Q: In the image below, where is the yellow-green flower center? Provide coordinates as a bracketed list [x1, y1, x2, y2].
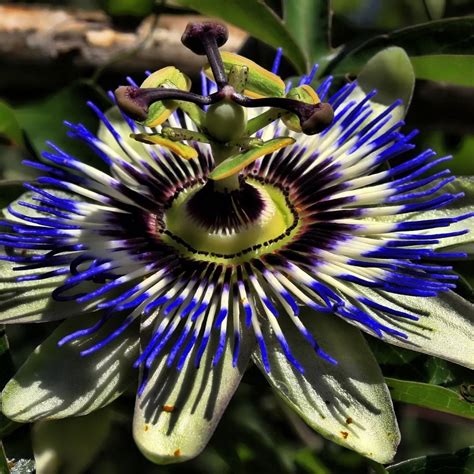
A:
[162, 179, 300, 264]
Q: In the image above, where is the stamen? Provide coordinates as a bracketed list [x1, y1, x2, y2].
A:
[114, 86, 214, 122]
[232, 94, 334, 135]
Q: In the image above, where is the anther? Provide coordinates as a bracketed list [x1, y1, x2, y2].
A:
[301, 102, 335, 135]
[181, 22, 229, 89]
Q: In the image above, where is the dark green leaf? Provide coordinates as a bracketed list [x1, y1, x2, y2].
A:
[0, 181, 27, 210]
[294, 448, 331, 474]
[388, 446, 474, 474]
[333, 0, 445, 29]
[453, 261, 474, 303]
[324, 18, 474, 75]
[0, 101, 23, 146]
[386, 378, 474, 420]
[424, 358, 457, 386]
[369, 338, 418, 366]
[283, 0, 331, 65]
[104, 0, 155, 16]
[410, 55, 474, 86]
[0, 326, 14, 388]
[173, 0, 308, 73]
[15, 81, 110, 169]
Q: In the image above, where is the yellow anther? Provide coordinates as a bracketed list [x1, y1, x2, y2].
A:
[140, 67, 191, 127]
[204, 52, 285, 98]
[210, 137, 295, 180]
[131, 133, 198, 160]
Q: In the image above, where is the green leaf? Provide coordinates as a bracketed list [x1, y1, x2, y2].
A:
[369, 339, 418, 366]
[453, 261, 474, 303]
[386, 378, 474, 420]
[410, 55, 474, 87]
[283, 0, 331, 65]
[294, 448, 331, 474]
[15, 81, 109, 169]
[419, 133, 474, 177]
[388, 446, 474, 474]
[324, 17, 474, 75]
[424, 358, 457, 386]
[333, 0, 445, 30]
[0, 101, 23, 146]
[0, 181, 26, 209]
[173, 0, 308, 73]
[104, 0, 155, 16]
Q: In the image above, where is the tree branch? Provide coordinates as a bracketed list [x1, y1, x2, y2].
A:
[0, 5, 246, 93]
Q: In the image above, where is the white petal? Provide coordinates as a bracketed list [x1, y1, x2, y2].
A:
[351, 288, 474, 369]
[253, 309, 400, 463]
[371, 177, 474, 255]
[356, 46, 414, 120]
[2, 314, 138, 421]
[133, 328, 254, 464]
[0, 261, 105, 323]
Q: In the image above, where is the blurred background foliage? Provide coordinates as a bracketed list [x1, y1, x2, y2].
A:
[0, 0, 473, 473]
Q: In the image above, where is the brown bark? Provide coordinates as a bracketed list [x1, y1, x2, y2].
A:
[0, 5, 247, 93]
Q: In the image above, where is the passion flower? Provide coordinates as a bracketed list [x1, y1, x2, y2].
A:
[1, 21, 473, 466]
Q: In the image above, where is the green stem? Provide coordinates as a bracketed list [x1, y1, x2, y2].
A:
[0, 441, 9, 474]
[211, 143, 241, 191]
[368, 460, 389, 474]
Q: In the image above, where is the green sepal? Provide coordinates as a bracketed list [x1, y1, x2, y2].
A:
[209, 137, 295, 181]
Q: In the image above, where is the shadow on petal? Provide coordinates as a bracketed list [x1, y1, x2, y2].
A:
[133, 321, 255, 464]
[2, 313, 139, 422]
[253, 308, 400, 464]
